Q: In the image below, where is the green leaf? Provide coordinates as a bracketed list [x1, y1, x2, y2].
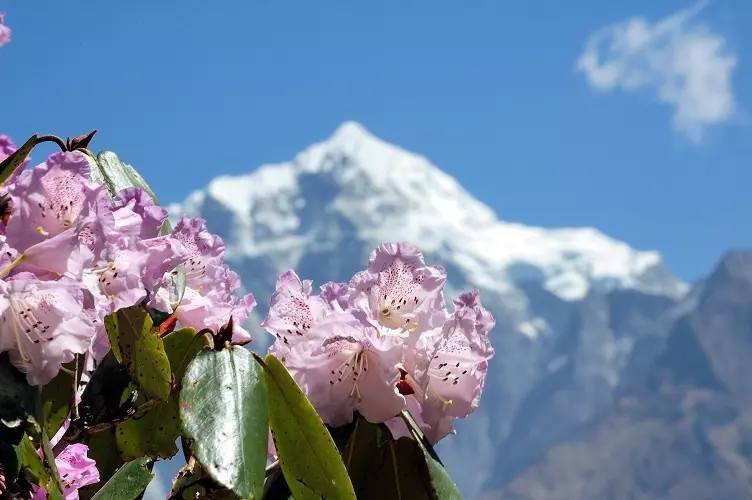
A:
[16, 433, 64, 500]
[0, 352, 36, 430]
[180, 346, 268, 500]
[328, 416, 431, 500]
[0, 133, 38, 186]
[105, 306, 171, 401]
[421, 449, 462, 500]
[115, 328, 209, 460]
[41, 362, 75, 437]
[90, 456, 155, 500]
[400, 411, 463, 499]
[78, 430, 127, 500]
[259, 353, 356, 500]
[165, 328, 211, 383]
[95, 151, 160, 203]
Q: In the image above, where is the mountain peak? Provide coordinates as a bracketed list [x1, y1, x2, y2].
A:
[329, 121, 375, 144]
[170, 123, 688, 303]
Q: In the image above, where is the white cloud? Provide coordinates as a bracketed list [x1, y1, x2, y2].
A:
[576, 2, 737, 142]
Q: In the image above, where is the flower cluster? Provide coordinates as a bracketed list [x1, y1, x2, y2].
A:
[261, 242, 495, 443]
[0, 131, 495, 498]
[0, 143, 255, 497]
[0, 148, 254, 387]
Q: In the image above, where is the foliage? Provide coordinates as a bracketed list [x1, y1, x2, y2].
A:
[0, 130, 493, 499]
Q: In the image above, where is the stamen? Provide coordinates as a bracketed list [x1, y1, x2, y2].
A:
[0, 253, 25, 279]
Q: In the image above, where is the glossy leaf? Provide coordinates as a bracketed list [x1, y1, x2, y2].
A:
[180, 346, 268, 500]
[90, 456, 154, 500]
[260, 353, 356, 500]
[105, 306, 171, 401]
[95, 151, 160, 203]
[0, 133, 38, 185]
[115, 328, 209, 460]
[0, 352, 36, 429]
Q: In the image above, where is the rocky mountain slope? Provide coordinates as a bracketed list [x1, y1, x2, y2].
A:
[167, 122, 692, 498]
[493, 251, 752, 500]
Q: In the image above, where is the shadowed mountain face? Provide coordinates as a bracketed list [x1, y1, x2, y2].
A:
[168, 122, 700, 498]
[490, 251, 752, 500]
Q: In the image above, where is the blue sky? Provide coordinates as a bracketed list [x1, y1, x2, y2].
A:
[1, 0, 751, 282]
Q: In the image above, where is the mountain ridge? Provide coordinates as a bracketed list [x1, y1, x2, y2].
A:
[165, 121, 693, 497]
[168, 121, 687, 304]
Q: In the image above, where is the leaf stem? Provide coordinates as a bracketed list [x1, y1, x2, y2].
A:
[36, 135, 68, 152]
[36, 388, 65, 495]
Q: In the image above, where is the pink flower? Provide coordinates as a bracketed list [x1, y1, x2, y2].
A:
[170, 216, 225, 291]
[261, 270, 329, 350]
[0, 14, 10, 48]
[414, 290, 495, 443]
[319, 281, 351, 312]
[349, 242, 446, 338]
[31, 443, 99, 500]
[284, 312, 405, 426]
[176, 286, 256, 343]
[163, 216, 255, 341]
[0, 275, 95, 386]
[106, 188, 167, 239]
[6, 152, 105, 251]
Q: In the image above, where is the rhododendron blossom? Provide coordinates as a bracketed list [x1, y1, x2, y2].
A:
[262, 242, 496, 443]
[0, 145, 255, 383]
[0, 13, 10, 48]
[0, 127, 493, 497]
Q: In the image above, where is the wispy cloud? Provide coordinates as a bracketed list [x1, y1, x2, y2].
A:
[576, 2, 737, 142]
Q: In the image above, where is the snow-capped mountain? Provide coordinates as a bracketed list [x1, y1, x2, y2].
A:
[170, 121, 685, 305]
[167, 122, 689, 497]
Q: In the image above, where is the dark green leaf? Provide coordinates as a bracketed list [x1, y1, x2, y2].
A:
[180, 346, 268, 500]
[78, 430, 127, 500]
[90, 456, 155, 500]
[41, 362, 75, 437]
[115, 329, 209, 460]
[95, 151, 160, 203]
[400, 411, 463, 499]
[333, 416, 432, 500]
[0, 133, 38, 186]
[260, 353, 356, 500]
[0, 352, 37, 429]
[79, 352, 132, 427]
[104, 306, 171, 401]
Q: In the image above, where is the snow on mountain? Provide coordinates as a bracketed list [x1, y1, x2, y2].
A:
[165, 122, 690, 497]
[169, 121, 687, 304]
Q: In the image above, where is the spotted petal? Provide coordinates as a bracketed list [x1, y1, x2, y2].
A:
[285, 312, 404, 426]
[0, 276, 96, 386]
